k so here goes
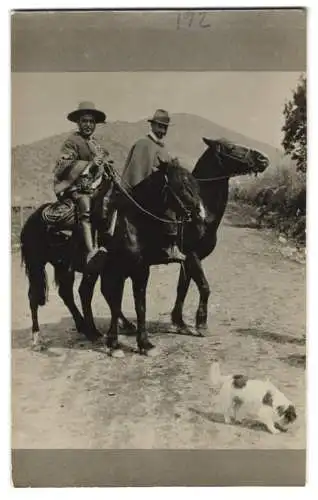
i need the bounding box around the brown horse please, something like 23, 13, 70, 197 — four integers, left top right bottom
79, 138, 269, 354
20, 158, 204, 354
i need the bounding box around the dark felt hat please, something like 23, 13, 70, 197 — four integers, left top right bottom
148, 109, 171, 126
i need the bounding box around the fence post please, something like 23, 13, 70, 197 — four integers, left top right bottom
20, 204, 24, 229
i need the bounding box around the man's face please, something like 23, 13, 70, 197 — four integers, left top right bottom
151, 121, 168, 140
78, 114, 96, 137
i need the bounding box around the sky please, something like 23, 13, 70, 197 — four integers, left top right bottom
11, 71, 302, 148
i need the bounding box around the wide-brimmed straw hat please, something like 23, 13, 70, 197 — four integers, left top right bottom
67, 101, 106, 124
148, 109, 171, 126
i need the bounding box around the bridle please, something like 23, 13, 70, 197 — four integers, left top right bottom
195, 144, 260, 183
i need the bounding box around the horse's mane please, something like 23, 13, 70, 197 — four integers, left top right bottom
166, 158, 201, 198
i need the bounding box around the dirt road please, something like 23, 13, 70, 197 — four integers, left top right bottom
11, 204, 306, 449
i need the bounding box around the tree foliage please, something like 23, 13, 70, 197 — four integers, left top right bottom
282, 74, 307, 173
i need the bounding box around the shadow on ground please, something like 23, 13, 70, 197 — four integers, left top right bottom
279, 353, 306, 369
223, 219, 261, 229
12, 316, 108, 351
11, 315, 202, 352
189, 407, 271, 434
235, 327, 305, 346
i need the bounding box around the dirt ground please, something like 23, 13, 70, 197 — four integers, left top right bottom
11, 203, 306, 449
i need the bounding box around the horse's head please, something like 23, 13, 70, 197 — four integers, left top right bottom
158, 157, 206, 222
193, 137, 270, 180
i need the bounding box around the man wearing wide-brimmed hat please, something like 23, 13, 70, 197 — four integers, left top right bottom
53, 101, 111, 273
121, 109, 186, 263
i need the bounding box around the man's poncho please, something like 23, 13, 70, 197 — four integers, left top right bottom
53, 132, 105, 196
121, 134, 171, 188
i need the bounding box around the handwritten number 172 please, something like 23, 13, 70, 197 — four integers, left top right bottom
176, 12, 211, 29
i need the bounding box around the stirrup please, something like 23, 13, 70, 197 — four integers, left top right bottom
163, 246, 186, 264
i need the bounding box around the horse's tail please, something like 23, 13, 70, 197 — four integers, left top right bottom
20, 207, 49, 306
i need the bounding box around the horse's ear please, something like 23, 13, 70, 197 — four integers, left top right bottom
202, 137, 215, 148
157, 156, 169, 173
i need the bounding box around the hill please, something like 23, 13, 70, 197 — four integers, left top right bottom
12, 113, 283, 205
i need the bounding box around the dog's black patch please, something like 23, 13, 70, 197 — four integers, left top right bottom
262, 390, 273, 407
283, 404, 297, 423
232, 396, 243, 407
232, 374, 248, 389
276, 405, 285, 416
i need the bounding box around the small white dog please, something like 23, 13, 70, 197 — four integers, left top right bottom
209, 361, 297, 434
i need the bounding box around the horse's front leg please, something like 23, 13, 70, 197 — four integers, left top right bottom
100, 270, 125, 356
78, 272, 102, 342
54, 266, 84, 334
171, 258, 192, 329
131, 266, 155, 355
188, 253, 210, 335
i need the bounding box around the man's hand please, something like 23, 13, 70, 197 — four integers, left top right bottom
103, 159, 115, 180
93, 154, 105, 167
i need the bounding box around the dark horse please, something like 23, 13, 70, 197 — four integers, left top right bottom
79, 137, 269, 354
20, 158, 204, 354
170, 138, 269, 333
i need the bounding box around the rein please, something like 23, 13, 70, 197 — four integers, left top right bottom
196, 172, 252, 183
108, 165, 190, 225
103, 148, 257, 222
196, 174, 231, 182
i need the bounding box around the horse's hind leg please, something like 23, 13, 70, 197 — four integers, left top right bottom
29, 296, 43, 349
26, 265, 48, 350
54, 265, 84, 334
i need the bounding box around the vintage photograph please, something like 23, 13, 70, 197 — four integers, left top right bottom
11, 9, 306, 486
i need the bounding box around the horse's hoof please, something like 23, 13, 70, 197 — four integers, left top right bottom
196, 326, 207, 337
170, 322, 180, 332
170, 321, 189, 333
171, 315, 185, 328
31, 342, 47, 352
118, 319, 136, 334
145, 346, 160, 357
197, 331, 205, 337
91, 337, 105, 347
180, 325, 196, 336
138, 341, 156, 356
74, 319, 85, 334
85, 330, 103, 342
170, 322, 195, 336
196, 323, 208, 335
110, 348, 125, 358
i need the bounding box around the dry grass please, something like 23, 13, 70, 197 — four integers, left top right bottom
229, 160, 306, 245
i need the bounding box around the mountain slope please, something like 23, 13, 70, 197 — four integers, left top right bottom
12, 113, 283, 204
